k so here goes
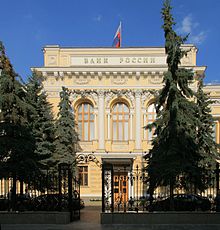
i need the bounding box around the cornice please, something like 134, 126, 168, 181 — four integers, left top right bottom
37, 70, 166, 87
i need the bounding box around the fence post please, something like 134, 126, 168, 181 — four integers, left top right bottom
216, 162, 219, 194
68, 164, 73, 222
11, 174, 17, 211
102, 163, 105, 212
111, 164, 114, 213
58, 164, 62, 211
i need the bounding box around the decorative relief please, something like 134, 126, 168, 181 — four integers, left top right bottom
111, 77, 127, 85
141, 91, 154, 107
48, 55, 57, 65
181, 53, 192, 65
69, 89, 155, 109
70, 89, 98, 106
105, 91, 115, 107
97, 89, 105, 97
61, 56, 68, 66
105, 89, 135, 108
124, 90, 135, 106
74, 78, 90, 85
76, 153, 102, 168
135, 90, 142, 98
149, 75, 163, 84
50, 79, 55, 85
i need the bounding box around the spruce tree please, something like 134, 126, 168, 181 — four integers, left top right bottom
145, 0, 204, 203
26, 71, 56, 170
196, 77, 219, 181
54, 87, 78, 167
0, 42, 41, 202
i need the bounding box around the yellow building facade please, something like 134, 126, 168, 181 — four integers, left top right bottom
34, 45, 220, 205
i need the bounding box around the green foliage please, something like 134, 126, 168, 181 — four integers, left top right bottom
26, 71, 56, 170
145, 0, 205, 195
0, 41, 41, 180
196, 78, 219, 173
54, 86, 78, 166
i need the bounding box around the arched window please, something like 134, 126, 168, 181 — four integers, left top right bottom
77, 103, 94, 141
147, 104, 156, 141
112, 102, 129, 141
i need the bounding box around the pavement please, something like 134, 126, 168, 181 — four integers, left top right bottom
2, 206, 220, 230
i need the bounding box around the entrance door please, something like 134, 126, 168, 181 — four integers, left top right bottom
114, 173, 128, 204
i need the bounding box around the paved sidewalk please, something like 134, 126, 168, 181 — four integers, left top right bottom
2, 206, 220, 230
1, 206, 103, 230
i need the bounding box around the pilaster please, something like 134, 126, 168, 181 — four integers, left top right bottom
135, 90, 142, 150
98, 90, 105, 151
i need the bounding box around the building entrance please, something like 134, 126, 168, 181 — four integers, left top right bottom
102, 158, 133, 212
113, 173, 128, 204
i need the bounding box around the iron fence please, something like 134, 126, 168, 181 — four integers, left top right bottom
102, 163, 220, 213
0, 163, 81, 221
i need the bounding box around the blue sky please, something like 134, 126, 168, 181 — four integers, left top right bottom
0, 0, 220, 83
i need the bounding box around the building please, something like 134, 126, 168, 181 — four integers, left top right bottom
33, 45, 220, 205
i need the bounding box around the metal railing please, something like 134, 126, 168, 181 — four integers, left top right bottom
0, 164, 81, 221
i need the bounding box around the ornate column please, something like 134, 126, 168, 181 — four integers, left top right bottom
135, 90, 141, 149
98, 90, 105, 150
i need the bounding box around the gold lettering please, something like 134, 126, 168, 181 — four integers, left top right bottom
90, 59, 95, 64
120, 58, 124, 63
84, 58, 89, 64
137, 58, 142, 63
104, 58, 108, 64
132, 58, 136, 63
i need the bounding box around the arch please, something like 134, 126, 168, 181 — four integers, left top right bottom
73, 97, 95, 111
143, 97, 156, 109
109, 97, 131, 110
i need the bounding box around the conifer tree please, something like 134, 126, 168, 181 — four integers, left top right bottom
54, 87, 78, 167
26, 71, 56, 170
196, 77, 219, 179
0, 42, 41, 202
145, 0, 204, 202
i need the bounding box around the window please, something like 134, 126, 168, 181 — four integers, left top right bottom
147, 104, 156, 141
77, 103, 94, 141
78, 166, 88, 186
212, 122, 217, 142
112, 102, 129, 141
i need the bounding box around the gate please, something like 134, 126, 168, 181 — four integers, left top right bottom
58, 163, 80, 221
102, 163, 114, 212
113, 173, 128, 204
